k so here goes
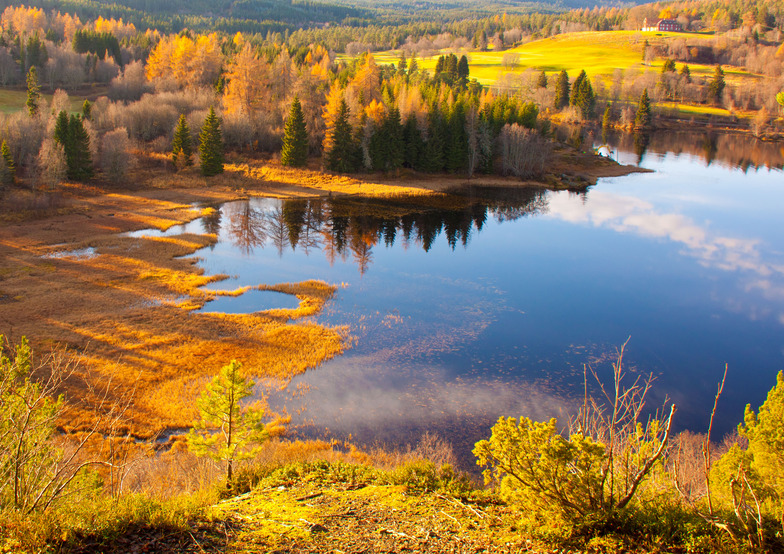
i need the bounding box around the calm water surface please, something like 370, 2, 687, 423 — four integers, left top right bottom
154, 131, 784, 467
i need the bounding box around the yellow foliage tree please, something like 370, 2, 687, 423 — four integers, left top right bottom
147, 33, 223, 88
322, 83, 346, 154
349, 53, 381, 106
223, 43, 268, 115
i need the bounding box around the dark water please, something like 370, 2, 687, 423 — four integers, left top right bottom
153, 131, 784, 468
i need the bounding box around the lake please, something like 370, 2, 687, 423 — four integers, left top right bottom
153, 130, 784, 468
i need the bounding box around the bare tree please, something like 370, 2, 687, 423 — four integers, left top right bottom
36, 138, 67, 189
100, 127, 133, 183
499, 123, 551, 179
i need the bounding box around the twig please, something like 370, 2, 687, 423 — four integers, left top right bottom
295, 491, 323, 502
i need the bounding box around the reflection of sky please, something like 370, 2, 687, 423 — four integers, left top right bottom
155, 150, 784, 469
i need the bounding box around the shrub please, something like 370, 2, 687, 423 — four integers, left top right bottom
475, 342, 676, 536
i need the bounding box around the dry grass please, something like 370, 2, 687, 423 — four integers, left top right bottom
0, 182, 346, 437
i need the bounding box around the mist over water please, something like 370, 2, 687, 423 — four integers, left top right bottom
158, 130, 784, 469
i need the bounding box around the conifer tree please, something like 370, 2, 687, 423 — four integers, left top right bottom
199, 107, 224, 176
325, 98, 358, 173
569, 70, 587, 106
0, 140, 14, 186
26, 67, 40, 117
53, 110, 70, 147
602, 104, 612, 142
187, 360, 270, 483
680, 64, 691, 84
172, 114, 193, 168
536, 70, 547, 88
446, 102, 468, 173
402, 113, 423, 169
423, 110, 445, 172
708, 65, 725, 105
66, 115, 93, 181
408, 55, 419, 77
53, 110, 93, 181
281, 96, 308, 167
554, 70, 570, 110
634, 88, 652, 129
369, 107, 403, 172
457, 55, 469, 87
575, 77, 595, 119
82, 100, 92, 120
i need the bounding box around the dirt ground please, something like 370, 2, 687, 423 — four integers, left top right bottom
0, 151, 642, 437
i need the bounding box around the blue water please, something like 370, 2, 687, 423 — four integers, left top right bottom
161, 133, 784, 466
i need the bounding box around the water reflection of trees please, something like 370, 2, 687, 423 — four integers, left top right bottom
616, 130, 783, 170
222, 189, 550, 274
557, 124, 784, 171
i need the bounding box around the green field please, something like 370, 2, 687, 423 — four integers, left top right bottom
371, 30, 758, 89
0, 88, 87, 114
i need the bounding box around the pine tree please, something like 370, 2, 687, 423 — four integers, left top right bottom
172, 114, 193, 168
66, 115, 93, 181
199, 107, 224, 176
634, 88, 652, 129
0, 140, 14, 186
25, 67, 40, 117
325, 99, 358, 173
186, 360, 270, 483
82, 100, 92, 120
554, 70, 570, 110
281, 96, 308, 167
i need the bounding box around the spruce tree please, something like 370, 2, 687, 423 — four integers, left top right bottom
446, 102, 468, 173
199, 107, 224, 176
402, 113, 423, 169
569, 70, 587, 107
554, 70, 570, 110
26, 67, 40, 117
680, 64, 691, 84
536, 70, 547, 88
0, 140, 14, 186
53, 110, 70, 146
708, 65, 725, 106
66, 115, 93, 181
172, 114, 193, 168
634, 88, 652, 129
575, 77, 595, 119
423, 110, 445, 172
325, 99, 358, 173
281, 96, 308, 167
82, 100, 92, 120
457, 55, 469, 87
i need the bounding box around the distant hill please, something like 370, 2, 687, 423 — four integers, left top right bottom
0, 0, 644, 32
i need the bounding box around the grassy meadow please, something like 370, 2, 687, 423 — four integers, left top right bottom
371, 30, 760, 97
0, 87, 88, 113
